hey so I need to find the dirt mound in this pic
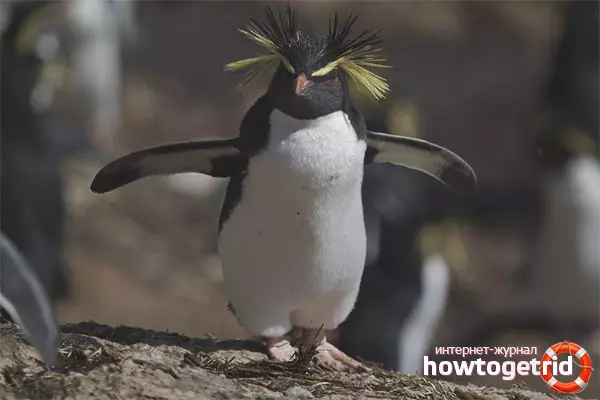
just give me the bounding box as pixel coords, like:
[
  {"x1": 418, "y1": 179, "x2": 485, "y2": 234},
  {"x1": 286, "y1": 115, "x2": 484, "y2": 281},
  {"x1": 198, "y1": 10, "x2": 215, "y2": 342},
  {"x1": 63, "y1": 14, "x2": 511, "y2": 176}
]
[{"x1": 0, "y1": 322, "x2": 582, "y2": 400}]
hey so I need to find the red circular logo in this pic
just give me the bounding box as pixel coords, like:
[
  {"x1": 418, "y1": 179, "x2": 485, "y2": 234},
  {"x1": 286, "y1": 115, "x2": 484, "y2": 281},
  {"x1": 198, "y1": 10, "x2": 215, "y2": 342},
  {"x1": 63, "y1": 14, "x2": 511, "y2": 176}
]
[{"x1": 540, "y1": 341, "x2": 593, "y2": 394}]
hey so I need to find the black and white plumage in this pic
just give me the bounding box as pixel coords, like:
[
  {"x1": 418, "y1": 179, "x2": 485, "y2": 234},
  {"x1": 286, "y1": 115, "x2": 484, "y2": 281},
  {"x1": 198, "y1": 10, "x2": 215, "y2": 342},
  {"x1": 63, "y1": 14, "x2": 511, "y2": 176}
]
[
  {"x1": 91, "y1": 7, "x2": 476, "y2": 370},
  {"x1": 66, "y1": 0, "x2": 138, "y2": 139},
  {"x1": 1, "y1": 0, "x2": 70, "y2": 304},
  {"x1": 338, "y1": 155, "x2": 456, "y2": 372},
  {"x1": 0, "y1": 1, "x2": 66, "y2": 366},
  {"x1": 522, "y1": 0, "x2": 600, "y2": 336}
]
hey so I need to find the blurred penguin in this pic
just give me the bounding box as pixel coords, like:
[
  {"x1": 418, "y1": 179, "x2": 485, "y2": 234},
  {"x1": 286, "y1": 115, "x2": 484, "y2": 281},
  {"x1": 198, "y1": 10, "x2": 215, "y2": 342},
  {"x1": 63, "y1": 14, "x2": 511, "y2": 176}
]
[
  {"x1": 65, "y1": 0, "x2": 138, "y2": 142},
  {"x1": 1, "y1": 0, "x2": 70, "y2": 302},
  {"x1": 338, "y1": 2, "x2": 599, "y2": 369},
  {"x1": 529, "y1": 0, "x2": 599, "y2": 331},
  {"x1": 337, "y1": 101, "x2": 462, "y2": 372},
  {"x1": 11, "y1": 0, "x2": 98, "y2": 158},
  {"x1": 0, "y1": 0, "x2": 61, "y2": 365},
  {"x1": 539, "y1": 0, "x2": 599, "y2": 281},
  {"x1": 444, "y1": 0, "x2": 599, "y2": 347}
]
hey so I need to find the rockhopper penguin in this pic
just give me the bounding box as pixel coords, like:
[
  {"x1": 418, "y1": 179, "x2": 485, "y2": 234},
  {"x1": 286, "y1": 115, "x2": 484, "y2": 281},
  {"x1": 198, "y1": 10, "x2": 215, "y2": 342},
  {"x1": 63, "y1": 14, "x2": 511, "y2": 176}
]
[{"x1": 90, "y1": 7, "x2": 476, "y2": 371}]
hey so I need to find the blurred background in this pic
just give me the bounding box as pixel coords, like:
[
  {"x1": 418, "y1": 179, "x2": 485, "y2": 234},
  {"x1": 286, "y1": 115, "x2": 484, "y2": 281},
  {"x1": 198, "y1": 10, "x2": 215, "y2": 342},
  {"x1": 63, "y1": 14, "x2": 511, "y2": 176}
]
[{"x1": 1, "y1": 0, "x2": 598, "y2": 397}]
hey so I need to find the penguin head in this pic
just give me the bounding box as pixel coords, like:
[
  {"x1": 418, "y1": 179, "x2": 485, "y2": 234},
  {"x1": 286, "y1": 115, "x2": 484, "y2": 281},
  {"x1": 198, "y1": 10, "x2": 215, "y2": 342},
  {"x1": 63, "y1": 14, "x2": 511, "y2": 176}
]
[
  {"x1": 225, "y1": 6, "x2": 390, "y2": 119},
  {"x1": 537, "y1": 126, "x2": 599, "y2": 170},
  {"x1": 266, "y1": 32, "x2": 348, "y2": 119}
]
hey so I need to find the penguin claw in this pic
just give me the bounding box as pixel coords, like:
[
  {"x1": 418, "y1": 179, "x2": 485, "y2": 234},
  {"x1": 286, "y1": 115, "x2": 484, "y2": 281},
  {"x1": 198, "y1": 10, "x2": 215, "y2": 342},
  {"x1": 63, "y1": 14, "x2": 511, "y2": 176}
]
[
  {"x1": 266, "y1": 337, "x2": 297, "y2": 362},
  {"x1": 300, "y1": 329, "x2": 368, "y2": 373},
  {"x1": 312, "y1": 340, "x2": 366, "y2": 372}
]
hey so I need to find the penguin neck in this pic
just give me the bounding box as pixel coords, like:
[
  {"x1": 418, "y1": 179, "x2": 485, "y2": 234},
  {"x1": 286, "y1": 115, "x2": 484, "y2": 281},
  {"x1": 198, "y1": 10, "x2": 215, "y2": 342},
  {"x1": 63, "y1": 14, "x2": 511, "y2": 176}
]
[
  {"x1": 267, "y1": 109, "x2": 353, "y2": 146},
  {"x1": 270, "y1": 96, "x2": 339, "y2": 121},
  {"x1": 266, "y1": 94, "x2": 366, "y2": 143},
  {"x1": 247, "y1": 108, "x2": 367, "y2": 198}
]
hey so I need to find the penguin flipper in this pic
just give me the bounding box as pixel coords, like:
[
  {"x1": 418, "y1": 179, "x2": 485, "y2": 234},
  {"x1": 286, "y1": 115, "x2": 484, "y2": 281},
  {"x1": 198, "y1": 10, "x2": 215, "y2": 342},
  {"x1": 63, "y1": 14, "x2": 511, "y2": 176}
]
[
  {"x1": 365, "y1": 131, "x2": 477, "y2": 194},
  {"x1": 0, "y1": 233, "x2": 59, "y2": 365},
  {"x1": 90, "y1": 139, "x2": 244, "y2": 193}
]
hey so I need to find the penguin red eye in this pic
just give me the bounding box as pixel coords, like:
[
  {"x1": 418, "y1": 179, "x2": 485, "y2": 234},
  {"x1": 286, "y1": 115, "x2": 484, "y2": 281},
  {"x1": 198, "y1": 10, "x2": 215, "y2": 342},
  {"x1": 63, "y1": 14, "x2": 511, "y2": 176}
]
[{"x1": 325, "y1": 79, "x2": 334, "y2": 86}]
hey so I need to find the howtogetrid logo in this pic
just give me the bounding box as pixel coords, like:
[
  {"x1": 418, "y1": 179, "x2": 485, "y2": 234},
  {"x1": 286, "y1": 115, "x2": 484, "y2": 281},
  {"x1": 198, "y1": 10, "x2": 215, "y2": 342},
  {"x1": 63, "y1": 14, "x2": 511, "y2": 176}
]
[{"x1": 425, "y1": 341, "x2": 594, "y2": 395}]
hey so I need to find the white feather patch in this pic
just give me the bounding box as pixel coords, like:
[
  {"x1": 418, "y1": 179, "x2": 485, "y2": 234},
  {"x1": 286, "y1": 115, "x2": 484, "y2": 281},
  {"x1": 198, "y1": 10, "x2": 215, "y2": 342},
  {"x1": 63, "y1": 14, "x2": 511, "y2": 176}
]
[
  {"x1": 218, "y1": 110, "x2": 368, "y2": 336},
  {"x1": 397, "y1": 254, "x2": 450, "y2": 373}
]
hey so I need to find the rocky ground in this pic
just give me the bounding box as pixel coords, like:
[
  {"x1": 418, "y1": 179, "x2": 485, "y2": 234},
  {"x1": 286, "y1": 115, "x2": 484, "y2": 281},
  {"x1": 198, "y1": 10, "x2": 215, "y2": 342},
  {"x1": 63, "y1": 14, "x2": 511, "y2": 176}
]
[{"x1": 0, "y1": 322, "x2": 586, "y2": 400}]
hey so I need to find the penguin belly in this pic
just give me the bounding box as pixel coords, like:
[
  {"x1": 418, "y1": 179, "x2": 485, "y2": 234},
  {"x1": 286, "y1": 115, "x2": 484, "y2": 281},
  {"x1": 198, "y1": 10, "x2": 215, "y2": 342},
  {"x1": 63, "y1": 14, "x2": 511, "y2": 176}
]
[{"x1": 218, "y1": 110, "x2": 367, "y2": 337}]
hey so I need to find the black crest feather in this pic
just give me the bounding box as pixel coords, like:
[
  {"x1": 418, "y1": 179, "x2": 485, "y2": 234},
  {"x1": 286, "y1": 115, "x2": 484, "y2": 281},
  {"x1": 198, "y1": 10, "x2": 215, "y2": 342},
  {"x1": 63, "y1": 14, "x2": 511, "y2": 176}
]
[
  {"x1": 225, "y1": 5, "x2": 390, "y2": 99},
  {"x1": 248, "y1": 6, "x2": 298, "y2": 63},
  {"x1": 325, "y1": 12, "x2": 383, "y2": 65}
]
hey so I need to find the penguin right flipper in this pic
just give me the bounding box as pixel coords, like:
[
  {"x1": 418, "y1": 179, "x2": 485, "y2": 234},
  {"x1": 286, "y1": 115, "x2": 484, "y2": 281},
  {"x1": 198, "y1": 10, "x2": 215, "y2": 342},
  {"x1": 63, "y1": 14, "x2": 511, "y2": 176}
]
[
  {"x1": 0, "y1": 233, "x2": 59, "y2": 366},
  {"x1": 365, "y1": 131, "x2": 477, "y2": 194},
  {"x1": 91, "y1": 138, "x2": 244, "y2": 193}
]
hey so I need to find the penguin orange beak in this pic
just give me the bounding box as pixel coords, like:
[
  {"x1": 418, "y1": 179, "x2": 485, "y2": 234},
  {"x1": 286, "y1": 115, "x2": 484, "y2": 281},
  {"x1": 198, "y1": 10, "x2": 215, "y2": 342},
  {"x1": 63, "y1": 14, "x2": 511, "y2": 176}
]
[{"x1": 294, "y1": 73, "x2": 313, "y2": 95}]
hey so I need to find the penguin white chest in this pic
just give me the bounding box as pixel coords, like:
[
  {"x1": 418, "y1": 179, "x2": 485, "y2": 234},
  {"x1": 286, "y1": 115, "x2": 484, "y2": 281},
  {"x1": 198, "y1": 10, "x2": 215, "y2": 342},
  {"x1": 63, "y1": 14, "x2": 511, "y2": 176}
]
[
  {"x1": 218, "y1": 110, "x2": 367, "y2": 334},
  {"x1": 262, "y1": 110, "x2": 365, "y2": 190}
]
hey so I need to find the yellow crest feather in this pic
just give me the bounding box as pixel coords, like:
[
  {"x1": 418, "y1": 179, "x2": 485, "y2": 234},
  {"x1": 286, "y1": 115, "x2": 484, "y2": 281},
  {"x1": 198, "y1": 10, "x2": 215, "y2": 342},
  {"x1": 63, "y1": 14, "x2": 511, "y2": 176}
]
[
  {"x1": 224, "y1": 54, "x2": 277, "y2": 72},
  {"x1": 225, "y1": 54, "x2": 281, "y2": 93},
  {"x1": 239, "y1": 28, "x2": 278, "y2": 54},
  {"x1": 15, "y1": 4, "x2": 54, "y2": 54},
  {"x1": 313, "y1": 47, "x2": 391, "y2": 100},
  {"x1": 225, "y1": 7, "x2": 391, "y2": 99},
  {"x1": 343, "y1": 61, "x2": 390, "y2": 100}
]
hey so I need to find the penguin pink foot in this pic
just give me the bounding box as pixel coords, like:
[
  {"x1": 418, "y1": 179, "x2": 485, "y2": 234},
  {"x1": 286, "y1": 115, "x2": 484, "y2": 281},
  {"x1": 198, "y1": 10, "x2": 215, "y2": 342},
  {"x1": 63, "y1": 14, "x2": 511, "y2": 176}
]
[
  {"x1": 266, "y1": 337, "x2": 297, "y2": 362},
  {"x1": 301, "y1": 329, "x2": 367, "y2": 372}
]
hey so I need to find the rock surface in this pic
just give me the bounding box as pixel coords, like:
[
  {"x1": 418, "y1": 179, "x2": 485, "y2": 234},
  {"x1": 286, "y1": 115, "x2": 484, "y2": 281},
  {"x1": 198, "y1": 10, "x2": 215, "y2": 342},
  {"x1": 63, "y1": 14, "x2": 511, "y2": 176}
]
[{"x1": 0, "y1": 322, "x2": 587, "y2": 400}]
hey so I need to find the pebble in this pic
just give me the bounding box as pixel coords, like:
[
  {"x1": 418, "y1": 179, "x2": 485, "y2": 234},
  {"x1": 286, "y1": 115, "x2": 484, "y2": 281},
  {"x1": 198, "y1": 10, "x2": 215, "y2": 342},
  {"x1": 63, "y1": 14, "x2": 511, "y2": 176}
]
[{"x1": 284, "y1": 385, "x2": 315, "y2": 399}]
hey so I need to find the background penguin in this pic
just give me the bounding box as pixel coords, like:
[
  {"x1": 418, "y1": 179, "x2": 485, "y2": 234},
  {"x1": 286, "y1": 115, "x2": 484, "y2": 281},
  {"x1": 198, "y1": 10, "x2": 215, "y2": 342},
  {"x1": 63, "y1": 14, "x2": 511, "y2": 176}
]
[
  {"x1": 65, "y1": 0, "x2": 139, "y2": 142},
  {"x1": 335, "y1": 100, "x2": 475, "y2": 373},
  {"x1": 337, "y1": 160, "x2": 453, "y2": 372},
  {"x1": 520, "y1": 0, "x2": 599, "y2": 339},
  {"x1": 424, "y1": 0, "x2": 599, "y2": 354},
  {"x1": 1, "y1": 0, "x2": 70, "y2": 305},
  {"x1": 0, "y1": 1, "x2": 61, "y2": 365},
  {"x1": 90, "y1": 6, "x2": 476, "y2": 371}
]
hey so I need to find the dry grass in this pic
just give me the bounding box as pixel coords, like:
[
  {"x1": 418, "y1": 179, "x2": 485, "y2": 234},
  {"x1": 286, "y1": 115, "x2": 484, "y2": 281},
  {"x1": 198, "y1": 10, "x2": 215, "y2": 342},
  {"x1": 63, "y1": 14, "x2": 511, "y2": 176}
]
[{"x1": 182, "y1": 348, "x2": 456, "y2": 399}]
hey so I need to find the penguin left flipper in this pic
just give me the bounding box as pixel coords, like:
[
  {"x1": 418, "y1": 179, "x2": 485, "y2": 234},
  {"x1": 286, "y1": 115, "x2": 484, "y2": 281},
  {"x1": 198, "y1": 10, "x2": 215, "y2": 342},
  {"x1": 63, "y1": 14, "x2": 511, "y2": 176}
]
[
  {"x1": 365, "y1": 131, "x2": 477, "y2": 194},
  {"x1": 91, "y1": 138, "x2": 244, "y2": 193},
  {"x1": 0, "y1": 233, "x2": 59, "y2": 366}
]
